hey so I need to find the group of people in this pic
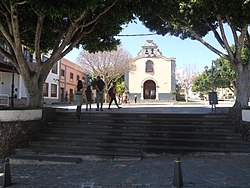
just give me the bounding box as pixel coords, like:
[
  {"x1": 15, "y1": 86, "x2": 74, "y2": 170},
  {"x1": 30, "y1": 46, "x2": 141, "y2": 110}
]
[{"x1": 74, "y1": 76, "x2": 121, "y2": 119}]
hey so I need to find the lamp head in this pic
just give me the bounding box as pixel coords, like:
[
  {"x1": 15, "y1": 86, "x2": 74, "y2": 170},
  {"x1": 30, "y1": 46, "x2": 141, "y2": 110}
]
[{"x1": 204, "y1": 65, "x2": 208, "y2": 72}]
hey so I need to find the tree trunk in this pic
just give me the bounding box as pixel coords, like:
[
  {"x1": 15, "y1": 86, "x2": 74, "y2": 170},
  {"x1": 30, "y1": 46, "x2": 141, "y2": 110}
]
[
  {"x1": 185, "y1": 88, "x2": 189, "y2": 102},
  {"x1": 26, "y1": 89, "x2": 44, "y2": 108},
  {"x1": 229, "y1": 63, "x2": 250, "y2": 130},
  {"x1": 233, "y1": 63, "x2": 250, "y2": 109},
  {"x1": 23, "y1": 76, "x2": 44, "y2": 108}
]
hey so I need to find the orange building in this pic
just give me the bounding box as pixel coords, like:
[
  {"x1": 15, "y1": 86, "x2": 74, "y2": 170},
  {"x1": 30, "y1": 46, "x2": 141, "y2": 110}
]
[{"x1": 59, "y1": 58, "x2": 86, "y2": 103}]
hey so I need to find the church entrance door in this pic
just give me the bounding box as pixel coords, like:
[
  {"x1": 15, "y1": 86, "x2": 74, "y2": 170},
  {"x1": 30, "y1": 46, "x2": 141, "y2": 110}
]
[{"x1": 143, "y1": 80, "x2": 156, "y2": 99}]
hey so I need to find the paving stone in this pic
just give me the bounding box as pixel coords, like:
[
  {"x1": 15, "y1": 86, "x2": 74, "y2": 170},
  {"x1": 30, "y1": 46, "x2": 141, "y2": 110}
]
[{"x1": 1, "y1": 153, "x2": 250, "y2": 187}]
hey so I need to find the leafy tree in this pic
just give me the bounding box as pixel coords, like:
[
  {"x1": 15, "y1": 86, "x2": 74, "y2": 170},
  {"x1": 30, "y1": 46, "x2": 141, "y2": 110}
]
[
  {"x1": 175, "y1": 83, "x2": 185, "y2": 101},
  {"x1": 115, "y1": 76, "x2": 126, "y2": 94},
  {"x1": 192, "y1": 57, "x2": 236, "y2": 95},
  {"x1": 192, "y1": 72, "x2": 211, "y2": 95},
  {"x1": 0, "y1": 0, "x2": 135, "y2": 107},
  {"x1": 215, "y1": 58, "x2": 236, "y2": 92},
  {"x1": 77, "y1": 46, "x2": 134, "y2": 92},
  {"x1": 136, "y1": 0, "x2": 250, "y2": 109}
]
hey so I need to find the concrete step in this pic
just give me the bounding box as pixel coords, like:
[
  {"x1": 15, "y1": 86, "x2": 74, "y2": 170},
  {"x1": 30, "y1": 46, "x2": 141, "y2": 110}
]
[
  {"x1": 29, "y1": 135, "x2": 249, "y2": 148},
  {"x1": 9, "y1": 154, "x2": 82, "y2": 164},
  {"x1": 56, "y1": 112, "x2": 230, "y2": 120},
  {"x1": 10, "y1": 111, "x2": 250, "y2": 163},
  {"x1": 14, "y1": 145, "x2": 142, "y2": 158},
  {"x1": 47, "y1": 123, "x2": 235, "y2": 132},
  {"x1": 55, "y1": 117, "x2": 231, "y2": 125},
  {"x1": 40, "y1": 130, "x2": 241, "y2": 141}
]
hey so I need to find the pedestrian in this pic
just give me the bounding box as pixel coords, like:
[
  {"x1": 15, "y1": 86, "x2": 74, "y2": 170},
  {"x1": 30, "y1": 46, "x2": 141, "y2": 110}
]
[
  {"x1": 108, "y1": 82, "x2": 122, "y2": 109},
  {"x1": 74, "y1": 80, "x2": 84, "y2": 119},
  {"x1": 95, "y1": 76, "x2": 105, "y2": 111},
  {"x1": 134, "y1": 94, "x2": 137, "y2": 103},
  {"x1": 14, "y1": 88, "x2": 18, "y2": 98},
  {"x1": 85, "y1": 85, "x2": 92, "y2": 111}
]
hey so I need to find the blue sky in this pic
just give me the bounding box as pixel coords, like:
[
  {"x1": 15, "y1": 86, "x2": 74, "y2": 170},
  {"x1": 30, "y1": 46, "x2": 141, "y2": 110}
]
[{"x1": 65, "y1": 21, "x2": 227, "y2": 72}]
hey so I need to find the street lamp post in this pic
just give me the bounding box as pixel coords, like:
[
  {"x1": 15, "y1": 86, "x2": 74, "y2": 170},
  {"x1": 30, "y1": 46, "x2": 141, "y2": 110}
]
[
  {"x1": 10, "y1": 65, "x2": 15, "y2": 108},
  {"x1": 211, "y1": 60, "x2": 216, "y2": 92},
  {"x1": 204, "y1": 60, "x2": 218, "y2": 112}
]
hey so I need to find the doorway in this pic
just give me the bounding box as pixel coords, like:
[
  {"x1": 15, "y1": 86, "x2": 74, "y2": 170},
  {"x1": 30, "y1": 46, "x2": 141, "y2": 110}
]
[
  {"x1": 143, "y1": 80, "x2": 156, "y2": 99},
  {"x1": 60, "y1": 87, "x2": 64, "y2": 102}
]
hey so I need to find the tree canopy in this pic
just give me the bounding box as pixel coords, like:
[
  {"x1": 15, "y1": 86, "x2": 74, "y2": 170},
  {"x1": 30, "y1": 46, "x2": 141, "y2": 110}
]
[
  {"x1": 0, "y1": 0, "x2": 135, "y2": 107},
  {"x1": 1, "y1": 0, "x2": 250, "y2": 110},
  {"x1": 192, "y1": 58, "x2": 236, "y2": 95},
  {"x1": 136, "y1": 0, "x2": 250, "y2": 109}
]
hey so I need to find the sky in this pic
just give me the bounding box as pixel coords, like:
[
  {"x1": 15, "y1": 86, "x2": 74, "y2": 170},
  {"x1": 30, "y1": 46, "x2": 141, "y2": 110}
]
[{"x1": 65, "y1": 20, "x2": 227, "y2": 72}]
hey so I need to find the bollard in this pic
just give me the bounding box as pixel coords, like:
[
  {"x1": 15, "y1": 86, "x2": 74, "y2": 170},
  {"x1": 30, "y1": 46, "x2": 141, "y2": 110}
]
[
  {"x1": 3, "y1": 158, "x2": 12, "y2": 187},
  {"x1": 173, "y1": 157, "x2": 183, "y2": 188}
]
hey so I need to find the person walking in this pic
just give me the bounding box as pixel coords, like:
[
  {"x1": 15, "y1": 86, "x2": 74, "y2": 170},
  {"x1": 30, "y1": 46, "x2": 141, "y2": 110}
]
[
  {"x1": 134, "y1": 94, "x2": 137, "y2": 103},
  {"x1": 85, "y1": 85, "x2": 92, "y2": 111},
  {"x1": 108, "y1": 82, "x2": 121, "y2": 109},
  {"x1": 95, "y1": 76, "x2": 105, "y2": 111},
  {"x1": 74, "y1": 80, "x2": 84, "y2": 120}
]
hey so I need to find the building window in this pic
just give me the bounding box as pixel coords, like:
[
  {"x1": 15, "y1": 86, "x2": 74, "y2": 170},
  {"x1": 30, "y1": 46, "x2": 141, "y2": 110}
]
[
  {"x1": 69, "y1": 89, "x2": 74, "y2": 102},
  {"x1": 145, "y1": 60, "x2": 154, "y2": 72},
  {"x1": 61, "y1": 69, "x2": 65, "y2": 77},
  {"x1": 42, "y1": 55, "x2": 48, "y2": 62},
  {"x1": 70, "y1": 72, "x2": 73, "y2": 81},
  {"x1": 43, "y1": 83, "x2": 48, "y2": 97},
  {"x1": 51, "y1": 62, "x2": 58, "y2": 74},
  {"x1": 23, "y1": 47, "x2": 33, "y2": 63},
  {"x1": 51, "y1": 84, "x2": 57, "y2": 97},
  {"x1": 77, "y1": 75, "x2": 80, "y2": 81}
]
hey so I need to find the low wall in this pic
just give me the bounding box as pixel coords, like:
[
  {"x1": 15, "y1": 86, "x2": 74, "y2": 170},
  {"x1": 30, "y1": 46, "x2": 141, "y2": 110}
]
[{"x1": 0, "y1": 107, "x2": 56, "y2": 159}]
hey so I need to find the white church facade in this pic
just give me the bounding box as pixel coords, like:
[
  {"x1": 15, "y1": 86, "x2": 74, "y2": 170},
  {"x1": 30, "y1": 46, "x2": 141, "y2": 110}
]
[{"x1": 125, "y1": 39, "x2": 176, "y2": 102}]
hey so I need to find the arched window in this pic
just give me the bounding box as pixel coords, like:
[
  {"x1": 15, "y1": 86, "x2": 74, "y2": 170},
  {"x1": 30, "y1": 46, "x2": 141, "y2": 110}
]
[{"x1": 145, "y1": 60, "x2": 154, "y2": 72}]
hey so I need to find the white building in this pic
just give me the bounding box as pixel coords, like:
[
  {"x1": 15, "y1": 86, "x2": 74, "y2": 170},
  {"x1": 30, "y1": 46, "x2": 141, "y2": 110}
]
[
  {"x1": 0, "y1": 55, "x2": 60, "y2": 106},
  {"x1": 125, "y1": 39, "x2": 176, "y2": 102}
]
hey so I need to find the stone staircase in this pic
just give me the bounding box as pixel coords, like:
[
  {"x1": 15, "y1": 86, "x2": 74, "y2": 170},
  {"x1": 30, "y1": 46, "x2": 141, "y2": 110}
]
[{"x1": 9, "y1": 111, "x2": 250, "y2": 163}]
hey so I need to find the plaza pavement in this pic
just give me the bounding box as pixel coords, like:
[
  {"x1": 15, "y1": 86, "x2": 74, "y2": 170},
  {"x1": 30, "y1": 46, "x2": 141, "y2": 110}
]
[
  {"x1": 48, "y1": 100, "x2": 235, "y2": 114},
  {"x1": 1, "y1": 100, "x2": 250, "y2": 188}
]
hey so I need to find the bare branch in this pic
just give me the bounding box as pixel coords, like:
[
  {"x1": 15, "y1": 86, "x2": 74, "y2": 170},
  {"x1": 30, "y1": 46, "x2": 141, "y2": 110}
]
[
  {"x1": 236, "y1": 25, "x2": 248, "y2": 63},
  {"x1": 247, "y1": 30, "x2": 250, "y2": 49},
  {"x1": 77, "y1": 46, "x2": 132, "y2": 85},
  {"x1": 79, "y1": 0, "x2": 118, "y2": 28},
  {"x1": 157, "y1": 14, "x2": 229, "y2": 60},
  {"x1": 0, "y1": 46, "x2": 13, "y2": 62},
  {"x1": 176, "y1": 64, "x2": 199, "y2": 102},
  {"x1": 34, "y1": 14, "x2": 45, "y2": 66},
  {"x1": 60, "y1": 22, "x2": 98, "y2": 59},
  {"x1": 0, "y1": 21, "x2": 14, "y2": 46},
  {"x1": 51, "y1": 1, "x2": 115, "y2": 65},
  {"x1": 206, "y1": 21, "x2": 225, "y2": 49},
  {"x1": 10, "y1": 3, "x2": 23, "y2": 55},
  {"x1": 16, "y1": 0, "x2": 26, "y2": 5},
  {"x1": 226, "y1": 16, "x2": 239, "y2": 45},
  {"x1": 217, "y1": 16, "x2": 234, "y2": 60}
]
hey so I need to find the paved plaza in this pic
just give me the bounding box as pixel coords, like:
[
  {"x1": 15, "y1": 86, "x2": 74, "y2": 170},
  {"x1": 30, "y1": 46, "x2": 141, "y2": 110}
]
[
  {"x1": 50, "y1": 100, "x2": 234, "y2": 114},
  {"x1": 1, "y1": 101, "x2": 250, "y2": 188},
  {"x1": 1, "y1": 153, "x2": 250, "y2": 188}
]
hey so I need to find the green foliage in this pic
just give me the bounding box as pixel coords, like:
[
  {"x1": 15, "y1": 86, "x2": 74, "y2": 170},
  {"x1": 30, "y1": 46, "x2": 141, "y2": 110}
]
[
  {"x1": 175, "y1": 83, "x2": 185, "y2": 101},
  {"x1": 116, "y1": 81, "x2": 125, "y2": 94},
  {"x1": 0, "y1": 0, "x2": 137, "y2": 107},
  {"x1": 2, "y1": 0, "x2": 136, "y2": 53},
  {"x1": 176, "y1": 93, "x2": 185, "y2": 101},
  {"x1": 192, "y1": 57, "x2": 236, "y2": 94},
  {"x1": 192, "y1": 71, "x2": 211, "y2": 94},
  {"x1": 215, "y1": 58, "x2": 236, "y2": 90},
  {"x1": 136, "y1": 0, "x2": 250, "y2": 108},
  {"x1": 136, "y1": 0, "x2": 250, "y2": 39}
]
